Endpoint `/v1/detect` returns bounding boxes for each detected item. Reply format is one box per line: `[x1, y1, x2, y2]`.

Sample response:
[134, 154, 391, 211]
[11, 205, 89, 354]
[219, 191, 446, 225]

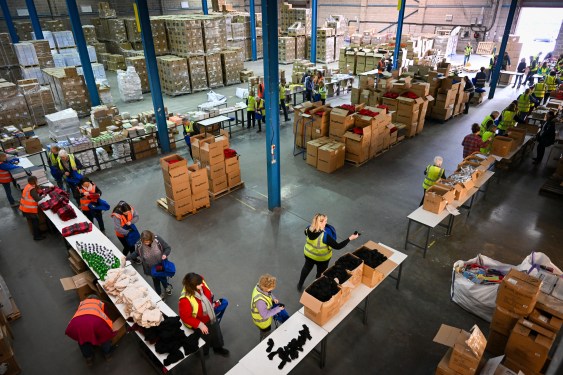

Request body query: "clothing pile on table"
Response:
[266, 324, 312, 369]
[132, 316, 200, 366]
[39, 186, 77, 221]
[353, 246, 388, 268]
[457, 263, 506, 284]
[305, 276, 340, 302]
[104, 268, 163, 327]
[322, 264, 351, 284]
[335, 253, 363, 271]
[61, 222, 92, 237]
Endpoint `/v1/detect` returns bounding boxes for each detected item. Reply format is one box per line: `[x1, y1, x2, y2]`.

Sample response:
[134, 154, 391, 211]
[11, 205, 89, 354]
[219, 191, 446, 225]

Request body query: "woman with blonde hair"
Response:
[250, 274, 285, 341]
[297, 213, 359, 291]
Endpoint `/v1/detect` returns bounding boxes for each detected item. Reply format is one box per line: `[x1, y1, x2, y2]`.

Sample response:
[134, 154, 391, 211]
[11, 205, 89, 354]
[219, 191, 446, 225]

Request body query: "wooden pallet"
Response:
[156, 197, 210, 220]
[476, 41, 496, 55]
[209, 181, 245, 200]
[539, 177, 563, 197]
[346, 158, 370, 167]
[6, 298, 21, 321]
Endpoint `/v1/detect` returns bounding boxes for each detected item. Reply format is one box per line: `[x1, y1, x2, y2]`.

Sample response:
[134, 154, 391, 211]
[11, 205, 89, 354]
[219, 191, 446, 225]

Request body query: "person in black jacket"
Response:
[475, 67, 487, 89]
[533, 111, 557, 165]
[512, 58, 527, 89]
[297, 213, 359, 291]
[463, 76, 475, 114]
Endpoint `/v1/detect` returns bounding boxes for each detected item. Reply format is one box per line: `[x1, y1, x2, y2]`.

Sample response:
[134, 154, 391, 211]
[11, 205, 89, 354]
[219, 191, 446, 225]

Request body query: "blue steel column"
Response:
[202, 0, 209, 15]
[135, 0, 170, 153]
[249, 0, 257, 61]
[65, 0, 100, 106]
[310, 0, 318, 63]
[25, 0, 43, 39]
[262, 0, 281, 210]
[0, 0, 18, 43]
[488, 0, 518, 99]
[393, 0, 406, 70]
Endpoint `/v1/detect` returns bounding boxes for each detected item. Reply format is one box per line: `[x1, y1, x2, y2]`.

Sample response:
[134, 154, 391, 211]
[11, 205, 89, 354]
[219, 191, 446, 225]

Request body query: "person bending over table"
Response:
[179, 272, 230, 357]
[421, 156, 446, 206]
[19, 176, 46, 241]
[297, 213, 359, 292]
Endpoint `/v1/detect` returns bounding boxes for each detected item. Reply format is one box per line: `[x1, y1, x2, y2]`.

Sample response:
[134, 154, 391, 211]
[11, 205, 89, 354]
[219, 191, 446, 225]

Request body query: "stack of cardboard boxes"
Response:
[106, 54, 126, 71]
[42, 67, 91, 117]
[157, 55, 191, 96]
[487, 269, 561, 374]
[18, 78, 56, 127]
[150, 17, 169, 56]
[306, 137, 346, 174]
[188, 55, 208, 92]
[280, 2, 312, 35]
[344, 106, 393, 164]
[0, 80, 34, 131]
[165, 17, 205, 57]
[161, 154, 195, 218]
[221, 48, 243, 86]
[278, 37, 296, 64]
[202, 16, 228, 54]
[429, 75, 460, 121]
[125, 56, 150, 92]
[0, 308, 22, 375]
[316, 28, 336, 63]
[82, 25, 98, 45]
[124, 18, 142, 44]
[433, 324, 487, 375]
[205, 53, 224, 88]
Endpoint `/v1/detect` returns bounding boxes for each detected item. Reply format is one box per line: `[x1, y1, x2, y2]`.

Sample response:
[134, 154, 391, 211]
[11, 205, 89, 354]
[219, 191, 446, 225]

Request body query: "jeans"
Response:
[84, 210, 105, 231]
[2, 182, 15, 205]
[305, 90, 312, 102]
[280, 99, 289, 121]
[297, 255, 330, 288]
[79, 341, 112, 359]
[152, 276, 168, 295]
[117, 236, 135, 256]
[184, 135, 193, 160]
[512, 74, 523, 87]
[214, 298, 229, 324]
[247, 111, 255, 128]
[463, 55, 470, 65]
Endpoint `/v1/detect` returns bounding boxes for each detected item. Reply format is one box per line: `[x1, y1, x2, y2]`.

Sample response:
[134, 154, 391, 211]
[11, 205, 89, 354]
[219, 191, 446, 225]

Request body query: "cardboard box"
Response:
[0, 354, 21, 375]
[166, 195, 194, 216]
[505, 319, 555, 372]
[528, 308, 563, 332]
[208, 173, 228, 193]
[496, 269, 541, 315]
[191, 134, 214, 160]
[433, 324, 486, 375]
[436, 348, 487, 375]
[206, 162, 226, 181]
[317, 141, 345, 173]
[423, 185, 455, 214]
[329, 107, 355, 139]
[225, 156, 240, 174]
[491, 306, 522, 336]
[507, 127, 526, 145]
[503, 357, 544, 375]
[491, 137, 514, 157]
[306, 137, 331, 167]
[0, 325, 14, 362]
[188, 164, 209, 193]
[60, 270, 98, 300]
[164, 177, 191, 201]
[299, 276, 342, 326]
[23, 137, 42, 154]
[344, 128, 371, 164]
[160, 154, 189, 183]
[352, 241, 397, 288]
[536, 292, 563, 324]
[199, 139, 225, 166]
[486, 329, 509, 357]
[322, 261, 362, 304]
[191, 189, 210, 209]
[227, 169, 241, 187]
[397, 96, 424, 114]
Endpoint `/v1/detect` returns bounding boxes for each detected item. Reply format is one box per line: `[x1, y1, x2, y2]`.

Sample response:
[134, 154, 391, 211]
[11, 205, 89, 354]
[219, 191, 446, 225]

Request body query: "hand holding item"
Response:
[273, 298, 279, 304]
[199, 323, 209, 334]
[349, 233, 360, 241]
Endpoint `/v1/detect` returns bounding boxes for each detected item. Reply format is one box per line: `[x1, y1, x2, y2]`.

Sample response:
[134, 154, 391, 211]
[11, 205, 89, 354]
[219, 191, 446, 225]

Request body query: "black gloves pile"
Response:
[305, 276, 340, 302]
[353, 246, 388, 268]
[335, 253, 363, 270]
[322, 264, 351, 284]
[266, 324, 312, 369]
[135, 315, 200, 366]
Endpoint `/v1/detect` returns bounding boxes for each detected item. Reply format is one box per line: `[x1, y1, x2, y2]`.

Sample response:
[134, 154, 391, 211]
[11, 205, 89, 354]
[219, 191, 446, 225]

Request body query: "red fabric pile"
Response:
[338, 104, 356, 114]
[400, 91, 419, 99]
[58, 205, 77, 221]
[377, 105, 389, 111]
[62, 222, 92, 237]
[166, 159, 182, 165]
[314, 110, 326, 116]
[224, 149, 237, 159]
[352, 127, 364, 135]
[389, 126, 398, 134]
[357, 109, 379, 117]
[383, 92, 399, 99]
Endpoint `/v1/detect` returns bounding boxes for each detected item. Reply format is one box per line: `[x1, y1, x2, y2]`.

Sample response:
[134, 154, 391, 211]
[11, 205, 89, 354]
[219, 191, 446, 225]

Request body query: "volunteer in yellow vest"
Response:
[517, 88, 536, 119]
[182, 116, 194, 160]
[537, 62, 549, 77]
[47, 145, 64, 188]
[480, 111, 500, 136]
[318, 81, 327, 105]
[279, 79, 289, 122]
[532, 78, 547, 104]
[463, 42, 473, 66]
[543, 71, 560, 105]
[65, 295, 115, 366]
[421, 156, 446, 206]
[19, 176, 45, 241]
[526, 55, 539, 85]
[0, 152, 19, 207]
[497, 103, 518, 136]
[79, 177, 105, 232]
[256, 96, 265, 133]
[251, 274, 285, 341]
[297, 213, 360, 291]
[57, 149, 83, 204]
[481, 122, 497, 154]
[246, 90, 256, 129]
[179, 273, 230, 357]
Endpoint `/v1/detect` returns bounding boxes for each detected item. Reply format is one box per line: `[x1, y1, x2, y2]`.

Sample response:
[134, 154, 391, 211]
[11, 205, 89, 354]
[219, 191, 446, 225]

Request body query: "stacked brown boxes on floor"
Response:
[205, 53, 224, 88]
[409, 82, 434, 134]
[18, 78, 56, 126]
[42, 67, 91, 117]
[344, 107, 393, 164]
[98, 2, 116, 18]
[0, 308, 22, 375]
[293, 101, 323, 148]
[486, 269, 560, 374]
[279, 37, 296, 64]
[429, 75, 459, 121]
[199, 132, 230, 194]
[124, 18, 142, 44]
[187, 55, 208, 92]
[0, 80, 33, 131]
[29, 40, 54, 69]
[306, 136, 345, 174]
[125, 56, 150, 92]
[161, 154, 194, 217]
[505, 35, 523, 73]
[221, 48, 243, 86]
[82, 25, 98, 45]
[105, 19, 127, 43]
[14, 21, 33, 41]
[433, 324, 487, 375]
[157, 55, 191, 96]
[280, 2, 312, 35]
[0, 34, 21, 84]
[316, 28, 335, 63]
[165, 17, 205, 57]
[150, 17, 169, 55]
[295, 36, 306, 60]
[107, 54, 125, 71]
[202, 16, 227, 54]
[43, 19, 65, 32]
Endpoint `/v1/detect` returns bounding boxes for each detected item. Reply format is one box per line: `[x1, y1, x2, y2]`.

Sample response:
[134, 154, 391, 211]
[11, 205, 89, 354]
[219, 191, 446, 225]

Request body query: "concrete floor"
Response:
[1, 54, 562, 374]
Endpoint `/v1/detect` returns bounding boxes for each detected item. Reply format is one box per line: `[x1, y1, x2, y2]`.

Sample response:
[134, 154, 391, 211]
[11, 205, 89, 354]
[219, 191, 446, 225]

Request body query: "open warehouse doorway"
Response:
[515, 7, 563, 60]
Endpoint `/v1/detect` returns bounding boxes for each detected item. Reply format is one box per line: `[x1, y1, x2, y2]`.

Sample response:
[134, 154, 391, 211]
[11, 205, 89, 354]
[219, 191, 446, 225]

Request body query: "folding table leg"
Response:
[404, 219, 412, 250]
[320, 337, 327, 368]
[423, 226, 431, 258]
[396, 263, 403, 290]
[362, 295, 370, 325]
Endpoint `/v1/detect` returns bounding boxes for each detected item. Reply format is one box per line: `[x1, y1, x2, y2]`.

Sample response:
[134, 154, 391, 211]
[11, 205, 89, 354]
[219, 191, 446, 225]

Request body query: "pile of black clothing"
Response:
[133, 315, 199, 365]
[266, 324, 312, 369]
[353, 246, 388, 268]
[323, 264, 351, 284]
[335, 253, 363, 270]
[305, 276, 339, 302]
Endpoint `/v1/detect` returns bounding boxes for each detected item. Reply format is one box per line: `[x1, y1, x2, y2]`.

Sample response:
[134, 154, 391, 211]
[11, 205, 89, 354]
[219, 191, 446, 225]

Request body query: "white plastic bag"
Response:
[236, 87, 248, 99]
[450, 254, 515, 322]
[207, 90, 226, 102]
[517, 252, 562, 295]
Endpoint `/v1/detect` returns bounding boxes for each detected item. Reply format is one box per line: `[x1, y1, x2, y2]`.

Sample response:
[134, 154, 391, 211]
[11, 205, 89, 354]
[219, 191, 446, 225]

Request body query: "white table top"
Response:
[17, 157, 34, 169]
[198, 115, 231, 126]
[499, 70, 524, 76]
[491, 135, 534, 161]
[378, 243, 408, 267]
[238, 311, 328, 375]
[225, 363, 256, 375]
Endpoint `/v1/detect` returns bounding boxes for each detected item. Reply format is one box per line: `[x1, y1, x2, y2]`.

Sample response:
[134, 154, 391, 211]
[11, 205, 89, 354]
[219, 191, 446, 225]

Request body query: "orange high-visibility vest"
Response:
[111, 209, 134, 237]
[19, 184, 38, 214]
[79, 183, 96, 212]
[0, 168, 12, 183]
[72, 299, 113, 329]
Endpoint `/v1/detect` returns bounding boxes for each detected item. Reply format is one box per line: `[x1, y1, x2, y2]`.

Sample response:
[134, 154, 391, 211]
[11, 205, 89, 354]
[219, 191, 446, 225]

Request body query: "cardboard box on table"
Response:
[23, 137, 42, 154]
[433, 324, 487, 375]
[352, 241, 397, 288]
[60, 270, 98, 300]
[507, 127, 526, 146]
[464, 153, 495, 170]
[423, 185, 455, 214]
[491, 136, 514, 157]
[317, 141, 345, 173]
[299, 276, 343, 326]
[533, 292, 563, 332]
[496, 269, 541, 316]
[102, 299, 128, 346]
[306, 137, 331, 167]
[322, 256, 363, 303]
[435, 179, 468, 202]
[457, 161, 485, 182]
[505, 319, 555, 373]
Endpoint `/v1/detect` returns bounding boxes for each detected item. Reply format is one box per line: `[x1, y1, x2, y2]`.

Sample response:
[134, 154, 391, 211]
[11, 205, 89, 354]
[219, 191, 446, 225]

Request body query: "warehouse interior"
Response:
[0, 0, 562, 375]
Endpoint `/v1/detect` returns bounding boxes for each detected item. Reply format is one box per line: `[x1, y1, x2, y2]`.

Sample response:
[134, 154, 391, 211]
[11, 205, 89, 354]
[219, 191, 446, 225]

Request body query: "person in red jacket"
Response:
[0, 152, 19, 207]
[179, 273, 229, 357]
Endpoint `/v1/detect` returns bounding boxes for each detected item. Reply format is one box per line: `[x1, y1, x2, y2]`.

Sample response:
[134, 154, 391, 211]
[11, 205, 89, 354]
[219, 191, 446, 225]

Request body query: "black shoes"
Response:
[213, 347, 230, 357]
[297, 283, 303, 292]
[33, 235, 46, 241]
[257, 130, 262, 133]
